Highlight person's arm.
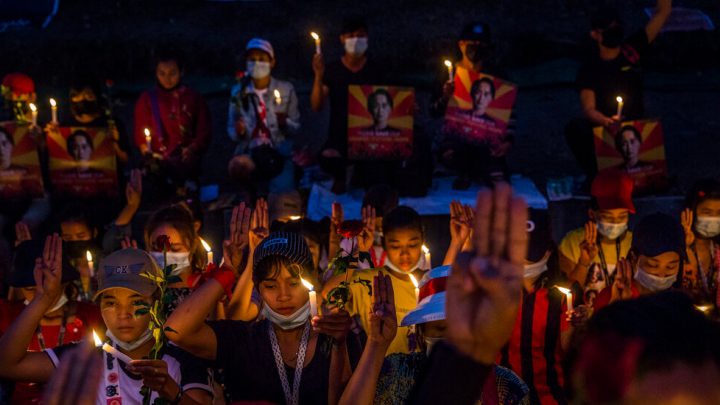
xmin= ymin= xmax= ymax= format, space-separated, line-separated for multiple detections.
xmin=113 ymin=169 xmax=142 ymax=227
xmin=328 ymin=202 xmax=343 ymax=261
xmin=338 ymin=273 xmax=397 ymax=405
xmin=443 ymin=201 xmax=472 ymax=266
xmin=562 ymin=223 xmax=598 ymax=287
xmin=128 ymin=359 xmax=212 ymax=405
xmin=311 ymin=54 xmax=329 ymax=112
xmin=646 ymin=0 xmax=672 ymax=43
xmin=580 ymin=89 xmax=615 ymax=126
xmin=285 ymin=84 xmax=301 ymax=134
xmin=0 ymin=235 xmax=62 ymax=383
xmin=311 ymin=308 xmax=352 ymax=405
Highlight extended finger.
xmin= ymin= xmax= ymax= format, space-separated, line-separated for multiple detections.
xmin=490 ymin=183 xmax=511 ymax=259
xmin=372 ymin=274 xmax=380 ymax=309
xmin=43 ymin=235 xmax=52 ymax=264
xmin=230 ymin=206 xmax=239 ymax=241
xmin=506 ymin=195 xmax=528 ymax=266
xmin=474 ymin=189 xmax=493 ymax=256
xmin=384 ymin=274 xmax=396 ymax=311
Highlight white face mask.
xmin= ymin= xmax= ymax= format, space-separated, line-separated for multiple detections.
xmin=424 ymin=336 xmax=443 ymax=356
xmin=150 ymin=251 xmax=191 ymax=276
xmin=634 ymin=266 xmax=677 ymax=292
xmin=597 ymin=220 xmax=628 ymax=240
xmin=247 ymin=61 xmax=271 ymax=80
xmin=344 ymin=37 xmax=368 ymax=55
xmin=261 ymin=301 xmax=310 ymax=330
xmin=695 ymin=216 xmax=720 ymax=238
xmin=106 ymin=328 xmax=154 ymax=352
xmin=384 ymin=256 xmax=423 ymax=275
xmin=26 ymin=293 xmax=68 ymax=315
xmin=524 ymin=254 xmax=550 ymax=279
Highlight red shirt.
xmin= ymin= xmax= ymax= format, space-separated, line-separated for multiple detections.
xmin=499 ymin=287 xmax=570 ymax=405
xmin=133 ymin=85 xmax=211 ymax=156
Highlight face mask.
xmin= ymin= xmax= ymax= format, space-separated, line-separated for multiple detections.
xmin=384 ymin=256 xmax=423 ymax=275
xmin=150 ymin=251 xmax=191 ymax=276
xmin=596 ymin=221 xmax=628 ymax=241
xmin=26 ymin=293 xmax=68 ymax=315
xmin=524 ymin=254 xmax=549 ymax=279
xmin=695 ymin=216 xmax=720 ymax=238
xmin=634 ymin=266 xmax=677 ymax=292
xmin=424 ymin=336 xmax=443 ymax=356
xmin=601 ymin=25 xmax=624 ymax=48
xmin=247 ymin=61 xmax=271 ymax=80
xmin=465 ymin=43 xmax=492 ymax=63
xmin=71 ymin=100 xmax=100 ymax=118
xmin=344 ymin=37 xmax=368 ymax=55
xmin=63 ymin=240 xmax=97 ymax=259
xmin=106 ymin=328 xmax=154 ymax=352
xmin=261 ymin=301 xmax=310 ymax=330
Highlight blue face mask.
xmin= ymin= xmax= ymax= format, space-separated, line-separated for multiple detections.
xmin=634 ymin=266 xmax=677 ymax=292
xmin=597 ymin=220 xmax=628 ymax=240
xmin=247 ymin=61 xmax=271 ymax=80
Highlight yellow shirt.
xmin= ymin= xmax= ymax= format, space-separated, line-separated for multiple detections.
xmin=558 ymin=227 xmax=633 ymax=290
xmin=347 ymin=267 xmax=418 ymax=355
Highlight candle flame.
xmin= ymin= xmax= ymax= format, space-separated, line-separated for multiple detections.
xmin=409 ymin=274 xmax=419 ymax=288
xmin=86 ymin=250 xmax=93 ymax=262
xmin=29 ymin=103 xmax=37 ymax=112
xmin=616 ymin=96 xmax=623 ymax=103
xmin=49 ymin=98 xmax=57 ymax=107
xmin=199 ymin=237 xmax=211 ymax=253
xmin=444 ymin=59 xmax=452 ymax=68
xmin=555 ymin=286 xmax=571 ymax=295
xmin=310 ymin=32 xmax=320 ymax=40
xmin=92 ymin=330 xmax=102 ymax=347
xmin=144 ymin=128 xmax=151 ymax=137
xmin=273 ymin=89 xmax=281 ymax=98
xmin=300 ymin=277 xmax=314 ymax=292
xmin=289 ymin=215 xmax=302 ymax=221
xmin=422 ymin=244 xmax=430 ymax=254
xmin=696 ymin=304 xmax=712 ymax=313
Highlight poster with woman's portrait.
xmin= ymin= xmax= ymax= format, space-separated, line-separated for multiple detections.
xmin=443 ymin=67 xmax=517 ymax=146
xmin=0 ymin=122 xmax=44 ymax=199
xmin=347 ymin=85 xmax=414 ymax=160
xmin=48 ymin=126 xmax=118 ymax=198
xmin=593 ymin=119 xmax=669 ymax=195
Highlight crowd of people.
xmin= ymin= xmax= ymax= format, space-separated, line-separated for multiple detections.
xmin=2 ymin=0 xmax=720 ymax=404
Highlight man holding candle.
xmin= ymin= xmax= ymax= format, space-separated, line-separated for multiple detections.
xmin=565 ymin=0 xmax=672 ymax=181
xmin=227 ymin=38 xmax=301 ymax=192
xmin=0 ymin=240 xmax=213 ymax=404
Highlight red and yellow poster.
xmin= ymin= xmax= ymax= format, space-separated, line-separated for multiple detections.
xmin=594 ymin=119 xmax=668 ymax=195
xmin=444 ymin=67 xmax=517 ymax=146
xmin=0 ymin=122 xmax=44 ymax=199
xmin=347 ymin=85 xmax=414 ymax=160
xmin=48 ymin=127 xmax=118 ymax=198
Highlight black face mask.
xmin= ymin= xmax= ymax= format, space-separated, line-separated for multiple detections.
xmin=465 ymin=44 xmax=492 ymax=64
xmin=71 ymin=100 xmax=100 ymax=118
xmin=601 ymin=25 xmax=624 ymax=48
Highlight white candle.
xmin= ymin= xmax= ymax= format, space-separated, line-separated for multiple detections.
xmin=29 ymin=103 xmax=38 ymax=126
xmin=556 ymin=286 xmax=573 ymax=312
xmin=422 ymin=245 xmax=431 ymax=270
xmin=86 ymin=250 xmax=94 ymax=277
xmin=144 ymin=128 xmax=152 ymax=152
xmin=301 ymin=278 xmax=318 ymax=317
xmin=616 ymin=96 xmax=624 ymax=119
xmin=444 ymin=60 xmax=454 ymax=82
xmin=311 ymin=32 xmax=321 ymax=54
xmin=409 ymin=274 xmax=419 ymax=302
xmin=200 ymin=238 xmax=213 ymax=265
xmin=93 ymin=330 xmax=133 ymax=364
xmin=49 ymin=98 xmax=58 ymax=123
xmin=273 ymin=89 xmax=282 ymax=105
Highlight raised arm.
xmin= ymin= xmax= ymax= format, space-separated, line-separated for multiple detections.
xmin=646 ymin=0 xmax=672 ymax=43
xmin=310 ymin=54 xmax=329 ymax=112
xmin=443 ymin=201 xmax=472 ymax=266
xmin=113 ymin=169 xmax=142 ymax=227
xmin=580 ymin=89 xmax=616 ymax=126
xmin=227 ymin=201 xmax=263 ymax=321
xmin=0 ymin=234 xmax=62 ymax=382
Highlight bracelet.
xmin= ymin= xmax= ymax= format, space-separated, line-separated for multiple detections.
xmin=212 ymin=265 xmax=237 ymax=298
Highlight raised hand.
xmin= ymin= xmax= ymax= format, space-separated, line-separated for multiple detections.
xmin=446 ymin=183 xmax=528 ymax=364
xmin=14 ymin=221 xmax=31 ymax=246
xmin=223 ymin=202 xmax=251 ymax=271
xmin=579 ymin=221 xmax=599 ymax=267
xmin=610 ymin=258 xmax=634 ymax=303
xmin=330 ymin=202 xmax=344 ymax=235
xmin=312 ymin=53 xmax=325 ymax=79
xmin=567 ymin=304 xmax=593 ymax=327
xmin=33 ymin=234 xmax=63 ymax=308
xmin=127 ymin=359 xmax=181 ymax=401
xmin=311 ymin=307 xmax=351 ymax=344
xmin=681 ymin=208 xmax=695 ymax=247
xmin=120 ymin=236 xmax=138 ymax=249
xmin=249 ymin=198 xmax=269 ymax=251
xmin=369 ymin=273 xmax=397 ymax=346
xmin=357 ymin=206 xmax=376 ymax=253
xmin=125 ymin=169 xmax=143 ymax=208
xmin=43 ymin=342 xmax=102 ymax=405
xmin=449 ymin=201 xmax=472 ymax=247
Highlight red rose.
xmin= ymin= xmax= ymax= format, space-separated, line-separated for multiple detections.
xmin=337 ymin=220 xmax=364 ymax=238
xmin=154 ymin=235 xmax=171 ymax=251
xmin=235 ymin=70 xmax=245 ymax=80
xmin=105 ymin=79 xmax=114 ymax=88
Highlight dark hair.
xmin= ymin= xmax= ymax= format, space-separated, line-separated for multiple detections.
xmin=382 ymin=206 xmax=423 ymax=238
xmin=153 ymin=47 xmax=185 ymax=71
xmin=470 ymin=77 xmax=495 ymax=100
xmin=0 ymin=126 xmax=13 ymax=145
xmin=144 ymin=203 xmax=204 ymax=271
xmin=367 ymin=89 xmax=393 ymax=112
xmin=685 ymin=179 xmax=720 ymax=214
xmin=69 ymin=76 xmax=102 ymax=100
xmin=66 ymin=130 xmax=93 ymax=154
xmin=591 ymin=6 xmax=622 ymax=30
xmin=56 ymin=203 xmax=96 ymax=232
xmin=341 ymin=15 xmax=368 ymax=35
xmin=614 ymin=125 xmax=642 ymax=153
xmin=253 ymin=255 xmax=314 ymax=287
xmin=362 ymin=184 xmax=399 ymax=218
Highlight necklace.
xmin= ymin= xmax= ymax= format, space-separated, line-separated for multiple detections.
xmin=268 ymin=321 xmax=310 ymax=405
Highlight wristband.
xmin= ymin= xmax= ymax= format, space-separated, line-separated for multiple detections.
xmin=211 ymin=265 xmax=237 ymax=298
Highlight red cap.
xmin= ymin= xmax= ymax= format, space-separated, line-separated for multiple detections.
xmin=591 ymin=171 xmax=635 ymax=213
xmin=1 ymin=73 xmax=35 ymax=96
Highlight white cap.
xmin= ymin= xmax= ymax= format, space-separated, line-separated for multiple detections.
xmin=246 ymin=38 xmax=274 ymax=59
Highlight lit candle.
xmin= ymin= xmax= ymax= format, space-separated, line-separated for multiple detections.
xmin=29 ymin=103 xmax=38 ymax=126
xmin=556 ymin=286 xmax=574 ymax=312
xmin=200 ymin=238 xmax=213 ymax=265
xmin=615 ymin=96 xmax=624 ymax=119
xmin=300 ymin=278 xmax=318 ymax=317
xmin=443 ymin=59 xmax=454 ymax=82
xmin=86 ymin=250 xmax=94 ymax=277
xmin=422 ymin=245 xmax=431 ymax=270
xmin=289 ymin=215 xmax=302 ymax=221
xmin=310 ymin=32 xmax=321 ymax=54
xmin=93 ymin=330 xmax=133 ymax=364
xmin=695 ymin=304 xmax=712 ymax=314
xmin=144 ymin=128 xmax=152 ymax=152
xmin=273 ymin=89 xmax=282 ymax=105
xmin=409 ymin=274 xmax=419 ymax=302
xmin=49 ymin=98 xmax=58 ymax=123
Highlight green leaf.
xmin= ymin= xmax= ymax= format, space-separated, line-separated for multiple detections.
xmin=166 ymin=275 xmax=182 ymax=284
xmin=164 ymin=264 xmax=177 ymax=277
xmin=135 ymin=308 xmax=149 ymax=316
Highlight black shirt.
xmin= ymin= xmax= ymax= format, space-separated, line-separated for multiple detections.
xmin=209 ymin=319 xmax=333 ymax=404
xmin=576 ymin=30 xmax=650 ymax=120
xmin=323 ymin=59 xmax=384 ymax=154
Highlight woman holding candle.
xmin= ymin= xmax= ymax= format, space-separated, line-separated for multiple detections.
xmin=0 ymin=236 xmax=213 ymax=404
xmin=165 ymin=231 xmax=353 ymax=404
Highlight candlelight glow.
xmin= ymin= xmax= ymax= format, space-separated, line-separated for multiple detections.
xmin=300 ymin=277 xmax=314 ymax=291
xmin=86 ymin=250 xmax=93 ymax=262
xmin=444 ymin=59 xmax=452 ymax=68
xmin=200 ymin=238 xmax=211 ymax=252
xmin=92 ymin=330 xmax=102 ymax=346
xmin=556 ymin=286 xmax=571 ymax=295
xmin=409 ymin=274 xmax=419 ymax=288
xmin=29 ymin=103 xmax=37 ymax=112
xmin=616 ymin=96 xmax=623 ymax=103
xmin=289 ymin=215 xmax=302 ymax=221
xmin=311 ymin=32 xmax=320 ymax=41
xmin=274 ymin=89 xmax=281 ymax=98
xmin=696 ymin=305 xmax=712 ymax=313
xmin=144 ymin=128 xmax=151 ymax=137
xmin=49 ymin=98 xmax=57 ymax=107
xmin=422 ymin=245 xmax=430 ymax=254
